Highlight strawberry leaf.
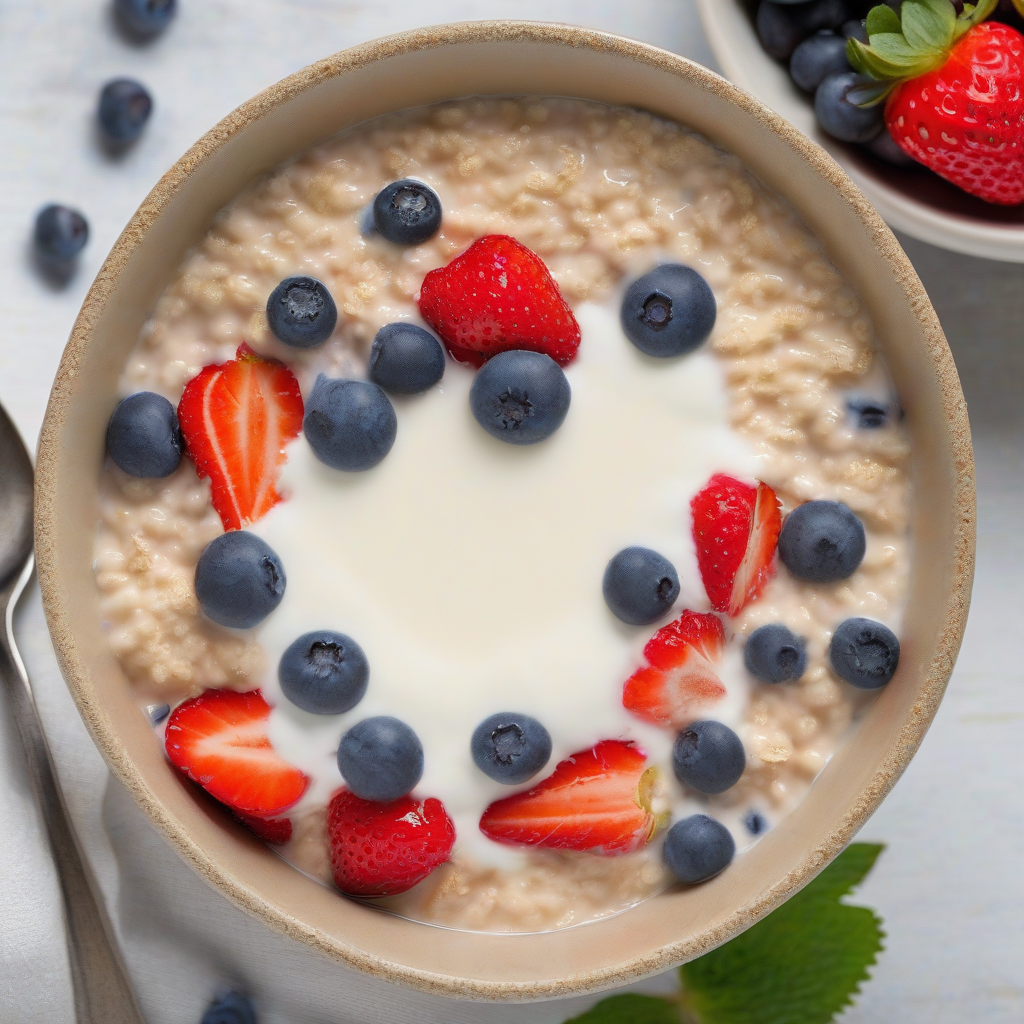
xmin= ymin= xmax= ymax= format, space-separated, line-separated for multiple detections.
xmin=677 ymin=843 xmax=885 ymax=1024
xmin=564 ymin=994 xmax=680 ymax=1023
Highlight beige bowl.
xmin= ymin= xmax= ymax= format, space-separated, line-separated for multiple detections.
xmin=36 ymin=21 xmax=975 ymax=1000
xmin=696 ymin=0 xmax=1024 ymax=263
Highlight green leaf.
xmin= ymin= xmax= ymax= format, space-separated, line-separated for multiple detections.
xmin=677 ymin=844 xmax=885 ymax=1024
xmin=565 ymin=994 xmax=681 ymax=1024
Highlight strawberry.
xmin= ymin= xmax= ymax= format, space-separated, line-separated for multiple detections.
xmin=418 ymin=234 xmax=581 ymax=367
xmin=848 ymin=0 xmax=1024 ymax=205
xmin=235 ymin=811 xmax=293 ymax=845
xmin=623 ymin=610 xmax=727 ymax=728
xmin=327 ymin=789 xmax=456 ymax=897
xmin=177 ymin=342 xmax=304 ymax=532
xmin=691 ymin=474 xmax=782 ymax=617
xmin=165 ymin=689 xmax=308 ymax=817
xmin=479 ymin=740 xmax=667 ymax=855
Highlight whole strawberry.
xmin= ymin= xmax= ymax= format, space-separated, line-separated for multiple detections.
xmin=327 ymin=789 xmax=455 ymax=897
xmin=848 ymin=0 xmax=1024 ymax=205
xmin=418 ymin=234 xmax=581 ymax=367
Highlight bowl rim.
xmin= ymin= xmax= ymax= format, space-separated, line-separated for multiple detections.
xmin=694 ymin=0 xmax=1024 ymax=263
xmin=35 ymin=19 xmax=976 ymax=999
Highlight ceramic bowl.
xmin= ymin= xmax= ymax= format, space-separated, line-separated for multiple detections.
xmin=36 ymin=21 xmax=975 ymax=1000
xmin=696 ymin=0 xmax=1024 ymax=263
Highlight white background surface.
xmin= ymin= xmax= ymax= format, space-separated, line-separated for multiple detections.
xmin=0 ymin=2 xmax=1021 ymax=1022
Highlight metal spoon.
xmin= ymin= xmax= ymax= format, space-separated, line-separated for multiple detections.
xmin=0 ymin=402 xmax=146 ymax=1023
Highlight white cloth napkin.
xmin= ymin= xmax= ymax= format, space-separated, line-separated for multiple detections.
xmin=6 ymin=587 xmax=679 ymax=1024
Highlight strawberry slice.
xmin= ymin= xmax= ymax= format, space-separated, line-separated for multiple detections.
xmin=234 ymin=811 xmax=293 ymax=845
xmin=623 ymin=610 xmax=727 ymax=728
xmin=418 ymin=234 xmax=581 ymax=367
xmin=691 ymin=474 xmax=782 ymax=617
xmin=165 ymin=689 xmax=308 ymax=817
xmin=479 ymin=740 xmax=667 ymax=855
xmin=327 ymin=789 xmax=456 ymax=897
xmin=177 ymin=343 xmax=304 ymax=531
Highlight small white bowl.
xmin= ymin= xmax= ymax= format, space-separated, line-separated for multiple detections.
xmin=696 ymin=0 xmax=1024 ymax=262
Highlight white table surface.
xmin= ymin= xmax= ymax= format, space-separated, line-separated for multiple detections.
xmin=1 ymin=3 xmax=1021 ymax=1022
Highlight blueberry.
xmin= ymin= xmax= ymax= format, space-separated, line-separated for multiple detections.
xmin=115 ymin=0 xmax=177 ymax=37
xmin=744 ymin=623 xmax=807 ymax=683
xmin=266 ymin=276 xmax=338 ymax=349
xmin=602 ymin=547 xmax=680 ymax=626
xmin=756 ymin=0 xmax=850 ymax=59
xmin=757 ymin=2 xmax=810 ymax=59
xmin=304 ymin=376 xmax=397 ymax=471
xmin=778 ymin=500 xmax=866 ymax=583
xmin=794 ymin=0 xmax=851 ymax=31
xmin=790 ymin=32 xmax=851 ymax=92
xmin=471 ymin=712 xmax=552 ymax=785
xmin=862 ymin=128 xmax=916 ymax=166
xmin=620 ymin=264 xmax=716 ymax=358
xmin=372 ymin=179 xmax=442 ymax=245
xmin=279 ymin=631 xmax=369 ymax=715
xmin=98 ymin=79 xmax=152 ymax=142
xmin=829 ymin=617 xmax=900 ymax=689
xmin=369 ymin=323 xmax=445 ymax=394
xmin=106 ymin=392 xmax=182 ymax=478
xmin=815 ymin=72 xmax=884 ymax=143
xmin=194 ymin=532 xmax=285 ymax=630
xmin=337 ymin=716 xmax=424 ymax=802
xmin=663 ymin=814 xmax=735 ymax=884
xmin=842 ymin=18 xmax=868 ymax=43
xmin=146 ymin=703 xmax=170 ymax=725
xmin=847 ymin=397 xmax=889 ymax=428
xmin=469 ymin=350 xmax=571 ymax=445
xmin=34 ymin=205 xmax=88 ymax=262
xmin=673 ymin=720 xmax=746 ymax=795
xmin=744 ymin=809 xmax=769 ymax=835
xmin=200 ymin=991 xmax=256 ymax=1024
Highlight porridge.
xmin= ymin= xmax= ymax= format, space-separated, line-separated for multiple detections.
xmin=95 ymin=98 xmax=909 ymax=933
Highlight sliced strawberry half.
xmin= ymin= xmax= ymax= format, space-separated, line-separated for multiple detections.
xmin=327 ymin=789 xmax=456 ymax=898
xmin=418 ymin=234 xmax=581 ymax=367
xmin=691 ymin=474 xmax=782 ymax=617
xmin=623 ymin=610 xmax=727 ymax=728
xmin=165 ymin=688 xmax=308 ymax=817
xmin=234 ymin=811 xmax=293 ymax=845
xmin=177 ymin=342 xmax=304 ymax=531
xmin=479 ymin=740 xmax=666 ymax=855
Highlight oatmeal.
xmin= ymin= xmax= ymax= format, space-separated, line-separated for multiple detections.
xmin=95 ymin=98 xmax=909 ymax=932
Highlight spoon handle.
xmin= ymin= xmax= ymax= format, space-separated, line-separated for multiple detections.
xmin=0 ymin=561 xmax=146 ymax=1024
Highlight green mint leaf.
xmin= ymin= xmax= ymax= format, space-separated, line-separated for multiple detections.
xmin=866 ymin=5 xmax=902 ymax=35
xmin=564 ymin=994 xmax=681 ymax=1024
xmin=900 ymin=0 xmax=955 ymax=52
xmin=677 ymin=843 xmax=885 ymax=1024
